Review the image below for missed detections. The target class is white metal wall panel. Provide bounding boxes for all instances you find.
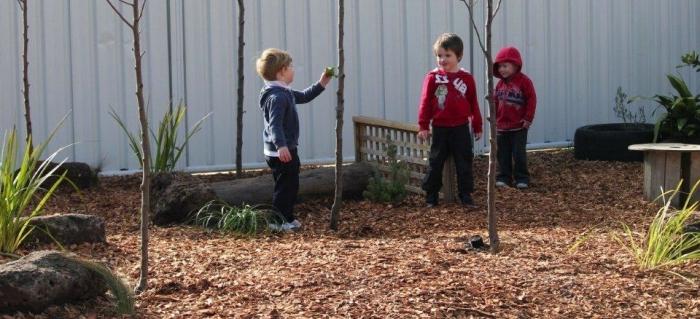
[1,0,699,173]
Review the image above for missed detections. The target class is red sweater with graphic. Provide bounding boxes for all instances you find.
[418,69,483,134]
[493,46,537,132]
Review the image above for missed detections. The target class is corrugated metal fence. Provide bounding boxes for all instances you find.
[1,0,698,173]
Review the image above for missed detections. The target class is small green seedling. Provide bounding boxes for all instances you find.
[324,66,338,78]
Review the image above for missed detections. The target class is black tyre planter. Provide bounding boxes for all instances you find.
[574,123,654,162]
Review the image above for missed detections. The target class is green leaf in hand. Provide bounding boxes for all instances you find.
[324,66,338,78]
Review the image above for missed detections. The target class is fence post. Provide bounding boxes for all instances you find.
[354,121,363,162]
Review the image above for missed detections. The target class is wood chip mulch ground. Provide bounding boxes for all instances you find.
[3,149,699,318]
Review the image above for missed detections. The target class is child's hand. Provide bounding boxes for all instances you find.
[319,72,332,88]
[474,132,483,140]
[521,120,532,129]
[278,147,292,163]
[418,130,430,141]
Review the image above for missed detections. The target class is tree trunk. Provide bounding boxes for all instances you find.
[330,0,345,231]
[131,0,151,294]
[106,0,151,293]
[18,0,32,150]
[484,0,500,253]
[235,0,245,177]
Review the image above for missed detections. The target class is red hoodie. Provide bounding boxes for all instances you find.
[493,47,537,132]
[418,68,483,134]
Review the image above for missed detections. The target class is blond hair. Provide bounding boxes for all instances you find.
[256,48,292,81]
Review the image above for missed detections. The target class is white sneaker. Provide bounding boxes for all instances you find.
[289,219,302,229]
[495,181,508,188]
[268,223,284,232]
[515,182,528,189]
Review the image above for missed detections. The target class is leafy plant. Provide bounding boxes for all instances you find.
[0,128,66,254]
[615,181,700,271]
[363,142,409,204]
[613,87,647,124]
[110,104,211,173]
[679,51,700,71]
[73,257,135,315]
[192,201,281,235]
[652,52,700,142]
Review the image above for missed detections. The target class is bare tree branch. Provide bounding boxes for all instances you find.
[459,0,487,55]
[137,0,147,22]
[493,0,503,19]
[118,0,133,6]
[106,0,134,29]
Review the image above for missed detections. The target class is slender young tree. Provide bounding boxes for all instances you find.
[235,0,245,177]
[329,0,345,230]
[459,0,502,253]
[17,0,32,150]
[106,0,152,292]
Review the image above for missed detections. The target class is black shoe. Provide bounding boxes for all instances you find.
[460,195,478,208]
[426,193,439,208]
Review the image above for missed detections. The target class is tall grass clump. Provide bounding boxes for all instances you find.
[363,142,410,204]
[616,181,700,270]
[73,257,135,315]
[192,201,281,235]
[0,128,66,254]
[110,104,210,173]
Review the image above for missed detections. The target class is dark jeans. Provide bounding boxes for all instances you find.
[496,129,529,184]
[265,148,300,222]
[421,124,474,203]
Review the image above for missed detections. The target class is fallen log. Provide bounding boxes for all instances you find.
[151,162,372,225]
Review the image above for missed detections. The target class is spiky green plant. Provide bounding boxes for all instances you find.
[616,181,700,270]
[0,128,66,254]
[73,257,135,315]
[192,201,282,235]
[110,104,211,173]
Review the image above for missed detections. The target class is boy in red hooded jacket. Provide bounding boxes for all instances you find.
[493,46,537,189]
[418,33,483,207]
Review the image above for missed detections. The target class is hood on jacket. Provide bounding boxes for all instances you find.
[493,46,522,79]
[259,84,289,109]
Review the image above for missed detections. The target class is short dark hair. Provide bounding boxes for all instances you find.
[433,33,464,61]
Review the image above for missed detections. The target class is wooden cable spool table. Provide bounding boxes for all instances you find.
[628,143,700,207]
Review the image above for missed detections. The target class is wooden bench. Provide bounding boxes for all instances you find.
[628,143,700,207]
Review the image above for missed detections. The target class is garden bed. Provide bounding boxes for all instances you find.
[2,150,698,318]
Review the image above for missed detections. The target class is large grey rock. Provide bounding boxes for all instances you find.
[40,161,98,190]
[0,250,107,314]
[24,214,106,246]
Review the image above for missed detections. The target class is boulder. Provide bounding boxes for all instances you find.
[150,173,217,226]
[0,250,107,314]
[23,213,106,246]
[41,161,98,190]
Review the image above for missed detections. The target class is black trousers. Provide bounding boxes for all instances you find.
[421,124,474,203]
[496,129,529,184]
[265,148,300,222]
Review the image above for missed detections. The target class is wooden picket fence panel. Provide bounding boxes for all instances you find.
[353,116,457,202]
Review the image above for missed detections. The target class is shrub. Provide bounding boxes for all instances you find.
[616,181,700,271]
[363,142,409,204]
[0,128,66,254]
[192,201,282,235]
[110,104,211,173]
[613,87,647,124]
[652,52,700,142]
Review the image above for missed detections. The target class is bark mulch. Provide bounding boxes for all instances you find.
[3,150,699,318]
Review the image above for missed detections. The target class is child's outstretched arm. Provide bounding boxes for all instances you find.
[293,72,332,104]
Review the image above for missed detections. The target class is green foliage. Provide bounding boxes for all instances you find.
[324,66,339,78]
[653,52,700,142]
[0,128,66,254]
[110,104,211,173]
[679,51,700,71]
[73,257,135,315]
[363,142,409,204]
[613,87,647,124]
[615,181,700,271]
[192,201,281,235]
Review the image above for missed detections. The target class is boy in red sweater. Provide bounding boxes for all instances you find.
[493,46,537,189]
[418,33,483,207]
